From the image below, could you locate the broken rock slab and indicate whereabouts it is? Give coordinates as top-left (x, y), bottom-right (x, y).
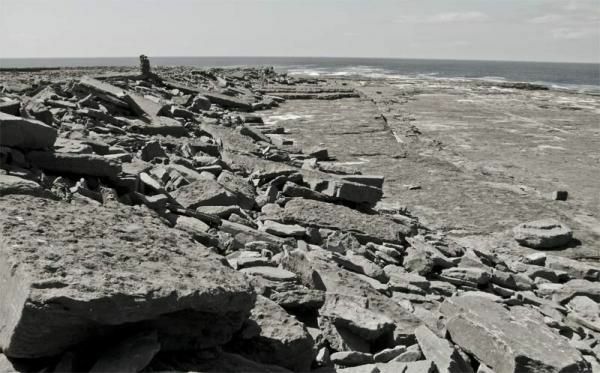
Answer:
top-left (0, 195), bottom-right (255, 358)
top-left (0, 112), bottom-right (57, 149)
top-left (231, 295), bottom-right (314, 372)
top-left (440, 295), bottom-right (590, 373)
top-left (27, 151), bottom-right (122, 178)
top-left (513, 218), bottom-right (573, 249)
top-left (414, 325), bottom-right (473, 373)
top-left (276, 198), bottom-right (414, 244)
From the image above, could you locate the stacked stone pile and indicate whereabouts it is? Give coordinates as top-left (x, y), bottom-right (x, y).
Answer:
top-left (0, 60), bottom-right (597, 373)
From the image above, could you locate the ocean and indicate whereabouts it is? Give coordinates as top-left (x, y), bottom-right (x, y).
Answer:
top-left (1, 57), bottom-right (599, 93)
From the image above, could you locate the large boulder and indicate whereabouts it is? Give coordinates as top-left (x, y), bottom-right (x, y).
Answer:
top-left (512, 219), bottom-right (573, 249)
top-left (0, 195), bottom-right (255, 358)
top-left (440, 295), bottom-right (590, 373)
top-left (274, 198), bottom-right (414, 243)
top-left (229, 296), bottom-right (314, 372)
top-left (0, 112), bottom-right (57, 149)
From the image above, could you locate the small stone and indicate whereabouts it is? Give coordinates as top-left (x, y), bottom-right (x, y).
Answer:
top-left (551, 190), bottom-right (568, 201)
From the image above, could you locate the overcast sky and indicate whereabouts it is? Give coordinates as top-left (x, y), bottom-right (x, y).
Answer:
top-left (1, 0), bottom-right (599, 62)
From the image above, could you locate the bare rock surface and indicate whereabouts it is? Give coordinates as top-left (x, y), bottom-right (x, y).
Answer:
top-left (0, 63), bottom-right (597, 373)
top-left (0, 194), bottom-right (255, 358)
top-left (440, 295), bottom-right (590, 373)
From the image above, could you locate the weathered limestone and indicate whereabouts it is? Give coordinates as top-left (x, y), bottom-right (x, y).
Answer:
top-left (276, 198), bottom-right (414, 243)
top-left (27, 151), bottom-right (122, 178)
top-left (0, 174), bottom-right (55, 199)
top-left (232, 296), bottom-right (314, 372)
top-left (0, 195), bottom-right (255, 358)
top-left (0, 112), bottom-right (57, 149)
top-left (513, 219), bottom-right (573, 249)
top-left (414, 325), bottom-right (473, 373)
top-left (440, 295), bottom-right (590, 373)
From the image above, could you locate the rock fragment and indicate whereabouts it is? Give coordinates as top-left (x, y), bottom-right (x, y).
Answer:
top-left (513, 218), bottom-right (573, 249)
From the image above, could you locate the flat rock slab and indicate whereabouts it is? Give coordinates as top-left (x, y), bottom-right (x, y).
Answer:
top-left (276, 198), bottom-right (413, 243)
top-left (440, 295), bottom-right (590, 373)
top-left (0, 195), bottom-right (255, 358)
top-left (513, 219), bottom-right (573, 249)
top-left (0, 112), bottom-right (57, 149)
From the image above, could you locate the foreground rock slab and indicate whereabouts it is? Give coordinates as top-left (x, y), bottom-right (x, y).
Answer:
top-left (440, 295), bottom-right (590, 373)
top-left (0, 195), bottom-right (255, 358)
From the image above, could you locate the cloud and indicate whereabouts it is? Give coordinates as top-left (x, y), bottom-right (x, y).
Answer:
top-left (394, 11), bottom-right (489, 24)
top-left (529, 14), bottom-right (563, 24)
top-left (426, 11), bottom-right (489, 23)
top-left (552, 27), bottom-right (596, 40)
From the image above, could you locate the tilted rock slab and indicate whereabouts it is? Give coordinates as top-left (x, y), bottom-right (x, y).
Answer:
top-left (230, 295), bottom-right (314, 372)
top-left (0, 112), bottom-right (57, 149)
top-left (440, 295), bottom-right (590, 373)
top-left (0, 195), bottom-right (255, 358)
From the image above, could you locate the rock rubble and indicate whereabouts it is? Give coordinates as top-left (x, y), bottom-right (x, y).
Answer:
top-left (0, 60), bottom-right (597, 372)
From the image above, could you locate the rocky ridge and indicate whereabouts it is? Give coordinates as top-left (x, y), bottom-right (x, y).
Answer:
top-left (0, 58), bottom-right (598, 372)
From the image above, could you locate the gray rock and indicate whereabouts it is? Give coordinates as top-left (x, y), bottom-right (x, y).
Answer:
top-left (240, 266), bottom-right (298, 282)
top-left (316, 347), bottom-right (331, 366)
top-left (283, 248), bottom-right (421, 343)
top-left (546, 255), bottom-right (599, 281)
top-left (439, 267), bottom-right (491, 287)
top-left (217, 170), bottom-right (256, 209)
top-left (27, 151), bottom-right (122, 178)
top-left (279, 198), bottom-right (413, 244)
top-left (261, 220), bottom-right (306, 238)
top-left (318, 318), bottom-right (371, 353)
top-left (220, 220), bottom-right (288, 249)
top-left (140, 141), bottom-right (167, 162)
top-left (234, 296), bottom-right (314, 372)
top-left (337, 364), bottom-right (380, 373)
top-left (0, 195), bottom-right (255, 358)
top-left (325, 230), bottom-right (362, 254)
top-left (391, 344), bottom-right (422, 362)
top-left (332, 252), bottom-right (388, 282)
top-left (330, 351), bottom-right (374, 367)
top-left (373, 345), bottom-right (406, 363)
top-left (440, 295), bottom-right (590, 373)
top-left (171, 178), bottom-right (239, 209)
top-left (268, 288), bottom-right (325, 310)
top-left (0, 174), bottom-right (55, 199)
top-left (414, 325), bottom-right (473, 373)
top-left (377, 360), bottom-right (436, 373)
top-left (339, 175), bottom-right (385, 189)
top-left (89, 331), bottom-right (160, 373)
top-left (513, 219), bottom-right (573, 249)
top-left (0, 112), bottom-right (57, 149)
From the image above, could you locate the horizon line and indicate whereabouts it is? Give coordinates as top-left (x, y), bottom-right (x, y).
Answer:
top-left (1, 55), bottom-right (598, 65)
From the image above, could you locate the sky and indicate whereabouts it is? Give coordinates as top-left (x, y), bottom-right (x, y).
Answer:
top-left (1, 0), bottom-right (599, 63)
